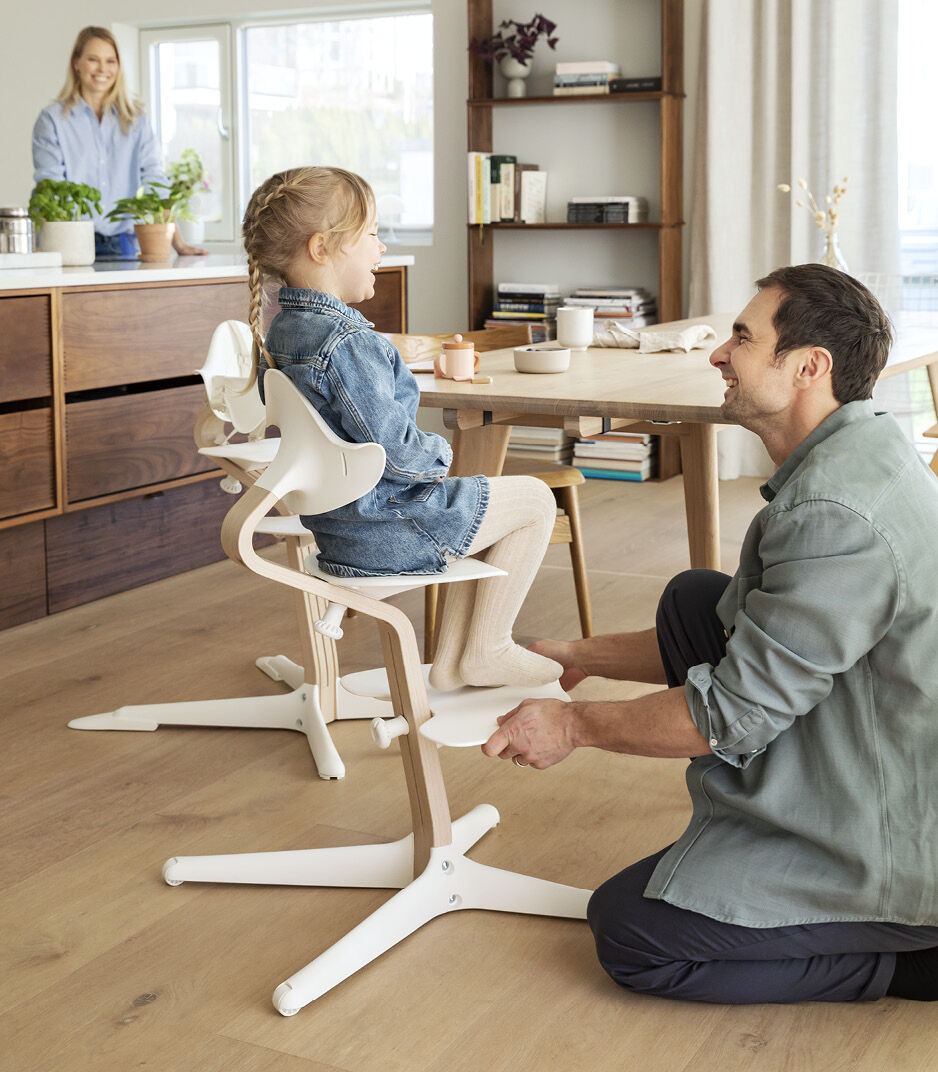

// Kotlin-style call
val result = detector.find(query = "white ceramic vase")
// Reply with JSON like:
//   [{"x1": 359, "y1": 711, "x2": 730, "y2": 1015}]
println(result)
[
  {"x1": 499, "y1": 56, "x2": 532, "y2": 98},
  {"x1": 177, "y1": 217, "x2": 206, "y2": 245},
  {"x1": 37, "y1": 220, "x2": 95, "y2": 266}
]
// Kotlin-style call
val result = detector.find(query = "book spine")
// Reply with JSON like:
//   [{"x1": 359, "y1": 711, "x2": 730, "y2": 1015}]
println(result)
[
  {"x1": 553, "y1": 73, "x2": 611, "y2": 86},
  {"x1": 520, "y1": 170, "x2": 547, "y2": 223},
  {"x1": 575, "y1": 467, "x2": 649, "y2": 481},
  {"x1": 494, "y1": 301, "x2": 559, "y2": 312},
  {"x1": 553, "y1": 84, "x2": 611, "y2": 96},
  {"x1": 608, "y1": 77, "x2": 662, "y2": 93}
]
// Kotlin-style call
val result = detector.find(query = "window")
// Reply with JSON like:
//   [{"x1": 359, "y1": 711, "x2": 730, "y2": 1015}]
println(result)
[{"x1": 142, "y1": 8, "x2": 433, "y2": 246}]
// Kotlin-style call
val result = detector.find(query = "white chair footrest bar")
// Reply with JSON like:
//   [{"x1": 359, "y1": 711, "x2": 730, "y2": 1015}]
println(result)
[
  {"x1": 255, "y1": 515, "x2": 315, "y2": 538},
  {"x1": 199, "y1": 438, "x2": 280, "y2": 468}
]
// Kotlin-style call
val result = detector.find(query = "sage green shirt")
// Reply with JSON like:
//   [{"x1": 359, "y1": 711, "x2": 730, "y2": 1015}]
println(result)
[{"x1": 646, "y1": 400, "x2": 938, "y2": 927}]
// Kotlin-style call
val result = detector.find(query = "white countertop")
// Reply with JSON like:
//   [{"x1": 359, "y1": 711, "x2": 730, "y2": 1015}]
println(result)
[{"x1": 0, "y1": 252, "x2": 415, "y2": 292}]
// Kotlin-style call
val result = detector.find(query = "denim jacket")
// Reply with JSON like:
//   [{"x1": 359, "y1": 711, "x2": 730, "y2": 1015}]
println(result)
[{"x1": 258, "y1": 288, "x2": 489, "y2": 577}]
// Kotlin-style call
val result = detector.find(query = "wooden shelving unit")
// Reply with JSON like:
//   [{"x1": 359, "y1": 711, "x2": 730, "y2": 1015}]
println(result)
[{"x1": 466, "y1": 0, "x2": 684, "y2": 329}]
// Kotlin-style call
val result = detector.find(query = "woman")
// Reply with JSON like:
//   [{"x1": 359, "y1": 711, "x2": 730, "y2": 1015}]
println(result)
[{"x1": 32, "y1": 26, "x2": 206, "y2": 260}]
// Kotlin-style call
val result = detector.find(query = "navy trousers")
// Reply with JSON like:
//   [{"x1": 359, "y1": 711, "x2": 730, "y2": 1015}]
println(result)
[{"x1": 586, "y1": 569, "x2": 938, "y2": 1004}]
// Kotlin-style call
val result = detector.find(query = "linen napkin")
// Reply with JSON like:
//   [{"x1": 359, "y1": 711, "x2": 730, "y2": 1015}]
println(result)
[{"x1": 592, "y1": 321, "x2": 717, "y2": 353}]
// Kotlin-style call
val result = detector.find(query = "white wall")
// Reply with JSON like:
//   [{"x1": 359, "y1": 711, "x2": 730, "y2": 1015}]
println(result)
[{"x1": 0, "y1": 0, "x2": 702, "y2": 327}]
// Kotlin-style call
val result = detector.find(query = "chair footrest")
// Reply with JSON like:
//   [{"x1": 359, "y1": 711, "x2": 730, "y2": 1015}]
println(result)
[{"x1": 340, "y1": 666, "x2": 568, "y2": 748}]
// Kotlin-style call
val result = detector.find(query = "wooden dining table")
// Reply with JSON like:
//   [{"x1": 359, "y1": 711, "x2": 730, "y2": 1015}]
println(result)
[{"x1": 416, "y1": 311, "x2": 938, "y2": 573}]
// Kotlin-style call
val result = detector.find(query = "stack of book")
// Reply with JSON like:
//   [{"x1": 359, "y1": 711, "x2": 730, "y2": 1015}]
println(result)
[
  {"x1": 573, "y1": 431, "x2": 657, "y2": 481},
  {"x1": 553, "y1": 61, "x2": 620, "y2": 95},
  {"x1": 486, "y1": 282, "x2": 561, "y2": 342},
  {"x1": 507, "y1": 426, "x2": 574, "y2": 464},
  {"x1": 565, "y1": 286, "x2": 657, "y2": 326},
  {"x1": 608, "y1": 75, "x2": 662, "y2": 93},
  {"x1": 467, "y1": 153, "x2": 547, "y2": 224},
  {"x1": 567, "y1": 195, "x2": 649, "y2": 224}
]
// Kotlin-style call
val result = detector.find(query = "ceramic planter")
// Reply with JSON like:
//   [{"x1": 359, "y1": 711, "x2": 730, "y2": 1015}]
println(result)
[
  {"x1": 134, "y1": 222, "x2": 176, "y2": 262},
  {"x1": 37, "y1": 220, "x2": 94, "y2": 266}
]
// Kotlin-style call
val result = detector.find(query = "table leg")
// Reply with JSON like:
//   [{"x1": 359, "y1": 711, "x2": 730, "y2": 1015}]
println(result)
[
  {"x1": 450, "y1": 424, "x2": 512, "y2": 477},
  {"x1": 678, "y1": 423, "x2": 721, "y2": 571}
]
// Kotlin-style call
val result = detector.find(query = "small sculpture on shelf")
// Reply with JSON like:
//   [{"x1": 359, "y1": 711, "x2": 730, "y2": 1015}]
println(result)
[
  {"x1": 469, "y1": 14, "x2": 558, "y2": 98},
  {"x1": 777, "y1": 176, "x2": 850, "y2": 272}
]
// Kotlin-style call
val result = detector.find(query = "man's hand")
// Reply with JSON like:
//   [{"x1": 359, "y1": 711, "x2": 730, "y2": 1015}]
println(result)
[
  {"x1": 528, "y1": 638, "x2": 588, "y2": 691},
  {"x1": 482, "y1": 697, "x2": 578, "y2": 770}
]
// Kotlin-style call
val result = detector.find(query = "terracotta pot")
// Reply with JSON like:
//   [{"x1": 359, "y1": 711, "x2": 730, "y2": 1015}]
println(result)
[{"x1": 134, "y1": 222, "x2": 175, "y2": 262}]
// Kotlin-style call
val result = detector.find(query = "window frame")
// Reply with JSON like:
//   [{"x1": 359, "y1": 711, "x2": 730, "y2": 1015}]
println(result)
[{"x1": 140, "y1": 4, "x2": 433, "y2": 248}]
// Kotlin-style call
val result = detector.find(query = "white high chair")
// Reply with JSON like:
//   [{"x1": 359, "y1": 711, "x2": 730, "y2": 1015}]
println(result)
[
  {"x1": 68, "y1": 321, "x2": 386, "y2": 780},
  {"x1": 161, "y1": 369, "x2": 591, "y2": 1015}
]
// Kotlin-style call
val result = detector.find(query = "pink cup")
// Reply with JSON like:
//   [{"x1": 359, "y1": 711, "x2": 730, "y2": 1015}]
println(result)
[{"x1": 436, "y1": 335, "x2": 481, "y2": 381}]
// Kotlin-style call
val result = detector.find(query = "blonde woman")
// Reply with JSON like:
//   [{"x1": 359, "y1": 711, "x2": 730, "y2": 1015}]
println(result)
[
  {"x1": 32, "y1": 26, "x2": 205, "y2": 260},
  {"x1": 243, "y1": 165, "x2": 562, "y2": 692}
]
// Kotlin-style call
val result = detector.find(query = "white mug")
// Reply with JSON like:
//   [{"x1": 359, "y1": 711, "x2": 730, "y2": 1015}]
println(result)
[{"x1": 556, "y1": 306, "x2": 594, "y2": 351}]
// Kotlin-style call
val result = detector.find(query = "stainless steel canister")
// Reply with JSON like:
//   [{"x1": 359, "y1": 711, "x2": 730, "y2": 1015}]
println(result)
[{"x1": 0, "y1": 207, "x2": 34, "y2": 254}]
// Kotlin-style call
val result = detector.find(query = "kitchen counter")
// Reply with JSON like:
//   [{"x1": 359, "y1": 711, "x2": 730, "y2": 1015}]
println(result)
[{"x1": 0, "y1": 252, "x2": 414, "y2": 292}]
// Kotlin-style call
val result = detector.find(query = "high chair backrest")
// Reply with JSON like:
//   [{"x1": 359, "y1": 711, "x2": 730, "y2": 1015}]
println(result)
[
  {"x1": 197, "y1": 320, "x2": 266, "y2": 435},
  {"x1": 256, "y1": 369, "x2": 386, "y2": 516}
]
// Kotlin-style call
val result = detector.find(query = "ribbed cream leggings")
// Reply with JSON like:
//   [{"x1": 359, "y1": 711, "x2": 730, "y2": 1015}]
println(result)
[{"x1": 427, "y1": 475, "x2": 563, "y2": 691}]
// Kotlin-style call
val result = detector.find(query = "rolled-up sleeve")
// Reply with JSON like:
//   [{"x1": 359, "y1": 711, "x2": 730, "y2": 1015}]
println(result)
[
  {"x1": 686, "y1": 499, "x2": 900, "y2": 768},
  {"x1": 326, "y1": 334, "x2": 451, "y2": 483}
]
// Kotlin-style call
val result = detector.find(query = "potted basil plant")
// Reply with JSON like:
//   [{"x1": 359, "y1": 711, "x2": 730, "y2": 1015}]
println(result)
[
  {"x1": 28, "y1": 179, "x2": 103, "y2": 265},
  {"x1": 106, "y1": 182, "x2": 188, "y2": 262}
]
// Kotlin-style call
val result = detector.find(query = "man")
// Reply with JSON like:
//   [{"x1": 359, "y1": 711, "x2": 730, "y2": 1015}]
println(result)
[{"x1": 483, "y1": 265, "x2": 938, "y2": 1004}]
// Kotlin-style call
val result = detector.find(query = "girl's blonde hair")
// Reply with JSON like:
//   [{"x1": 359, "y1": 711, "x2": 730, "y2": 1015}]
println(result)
[
  {"x1": 57, "y1": 27, "x2": 143, "y2": 134},
  {"x1": 241, "y1": 166, "x2": 374, "y2": 385}
]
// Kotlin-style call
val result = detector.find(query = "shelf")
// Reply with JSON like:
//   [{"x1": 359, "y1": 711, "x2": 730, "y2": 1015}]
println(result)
[
  {"x1": 468, "y1": 91, "x2": 683, "y2": 107},
  {"x1": 468, "y1": 222, "x2": 683, "y2": 231}
]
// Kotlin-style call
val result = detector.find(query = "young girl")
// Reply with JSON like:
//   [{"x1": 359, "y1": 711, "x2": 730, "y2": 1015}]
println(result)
[{"x1": 242, "y1": 165, "x2": 562, "y2": 692}]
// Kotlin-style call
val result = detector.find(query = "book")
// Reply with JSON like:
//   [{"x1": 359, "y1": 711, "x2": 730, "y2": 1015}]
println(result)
[
  {"x1": 553, "y1": 72, "x2": 614, "y2": 85},
  {"x1": 571, "y1": 285, "x2": 649, "y2": 297},
  {"x1": 490, "y1": 154, "x2": 517, "y2": 223},
  {"x1": 608, "y1": 76, "x2": 662, "y2": 93},
  {"x1": 498, "y1": 281, "x2": 561, "y2": 295},
  {"x1": 493, "y1": 301, "x2": 562, "y2": 313},
  {"x1": 510, "y1": 426, "x2": 571, "y2": 444},
  {"x1": 575, "y1": 467, "x2": 651, "y2": 482},
  {"x1": 574, "y1": 456, "x2": 655, "y2": 472},
  {"x1": 520, "y1": 170, "x2": 547, "y2": 224},
  {"x1": 512, "y1": 164, "x2": 540, "y2": 222},
  {"x1": 553, "y1": 84, "x2": 611, "y2": 96},
  {"x1": 491, "y1": 309, "x2": 552, "y2": 319},
  {"x1": 555, "y1": 60, "x2": 620, "y2": 75},
  {"x1": 467, "y1": 151, "x2": 492, "y2": 224}
]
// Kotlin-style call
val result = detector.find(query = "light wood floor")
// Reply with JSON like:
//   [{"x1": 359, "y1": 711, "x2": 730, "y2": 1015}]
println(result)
[{"x1": 3, "y1": 474, "x2": 936, "y2": 1071}]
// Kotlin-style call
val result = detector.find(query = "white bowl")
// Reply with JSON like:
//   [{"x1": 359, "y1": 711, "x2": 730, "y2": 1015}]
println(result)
[{"x1": 513, "y1": 346, "x2": 571, "y2": 374}]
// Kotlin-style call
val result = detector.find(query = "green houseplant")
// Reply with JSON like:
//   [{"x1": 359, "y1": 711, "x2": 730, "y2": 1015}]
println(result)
[
  {"x1": 28, "y1": 179, "x2": 103, "y2": 265},
  {"x1": 469, "y1": 14, "x2": 558, "y2": 97},
  {"x1": 106, "y1": 182, "x2": 188, "y2": 261}
]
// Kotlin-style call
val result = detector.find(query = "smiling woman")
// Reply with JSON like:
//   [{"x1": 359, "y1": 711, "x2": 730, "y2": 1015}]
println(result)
[{"x1": 31, "y1": 26, "x2": 205, "y2": 261}]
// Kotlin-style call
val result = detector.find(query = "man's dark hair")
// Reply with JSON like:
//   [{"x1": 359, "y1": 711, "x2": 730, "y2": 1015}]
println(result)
[{"x1": 755, "y1": 264, "x2": 893, "y2": 403}]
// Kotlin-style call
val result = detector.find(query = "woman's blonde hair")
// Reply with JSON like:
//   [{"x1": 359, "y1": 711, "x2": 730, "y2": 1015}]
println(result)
[
  {"x1": 241, "y1": 166, "x2": 374, "y2": 385},
  {"x1": 57, "y1": 27, "x2": 143, "y2": 134}
]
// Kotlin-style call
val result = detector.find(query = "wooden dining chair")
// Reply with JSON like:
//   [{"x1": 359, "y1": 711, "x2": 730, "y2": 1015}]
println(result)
[
  {"x1": 160, "y1": 368, "x2": 591, "y2": 1015},
  {"x1": 383, "y1": 325, "x2": 594, "y2": 660}
]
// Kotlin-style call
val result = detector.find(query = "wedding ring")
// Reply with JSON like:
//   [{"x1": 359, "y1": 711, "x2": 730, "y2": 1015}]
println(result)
[{"x1": 512, "y1": 755, "x2": 526, "y2": 767}]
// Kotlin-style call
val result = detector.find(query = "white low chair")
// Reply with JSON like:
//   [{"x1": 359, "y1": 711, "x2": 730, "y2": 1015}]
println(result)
[
  {"x1": 70, "y1": 321, "x2": 390, "y2": 780},
  {"x1": 161, "y1": 369, "x2": 591, "y2": 1015}
]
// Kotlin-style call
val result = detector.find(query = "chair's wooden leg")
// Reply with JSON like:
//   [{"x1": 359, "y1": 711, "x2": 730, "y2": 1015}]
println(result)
[
  {"x1": 558, "y1": 485, "x2": 594, "y2": 638},
  {"x1": 423, "y1": 584, "x2": 439, "y2": 663}
]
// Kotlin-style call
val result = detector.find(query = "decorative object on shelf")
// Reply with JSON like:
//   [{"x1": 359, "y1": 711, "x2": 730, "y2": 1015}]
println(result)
[
  {"x1": 28, "y1": 179, "x2": 103, "y2": 266},
  {"x1": 166, "y1": 148, "x2": 211, "y2": 245},
  {"x1": 469, "y1": 14, "x2": 558, "y2": 98},
  {"x1": 777, "y1": 176, "x2": 850, "y2": 272},
  {"x1": 106, "y1": 182, "x2": 188, "y2": 262}
]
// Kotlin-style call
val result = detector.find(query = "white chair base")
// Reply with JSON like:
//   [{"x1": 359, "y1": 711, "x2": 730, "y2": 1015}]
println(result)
[
  {"x1": 162, "y1": 802, "x2": 592, "y2": 1016},
  {"x1": 67, "y1": 660, "x2": 395, "y2": 781}
]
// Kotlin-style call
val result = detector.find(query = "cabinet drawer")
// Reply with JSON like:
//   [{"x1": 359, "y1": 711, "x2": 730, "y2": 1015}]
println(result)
[
  {"x1": 45, "y1": 478, "x2": 236, "y2": 613},
  {"x1": 0, "y1": 407, "x2": 55, "y2": 519},
  {"x1": 66, "y1": 384, "x2": 215, "y2": 502},
  {"x1": 0, "y1": 521, "x2": 46, "y2": 628},
  {"x1": 62, "y1": 282, "x2": 249, "y2": 392},
  {"x1": 0, "y1": 294, "x2": 53, "y2": 403}
]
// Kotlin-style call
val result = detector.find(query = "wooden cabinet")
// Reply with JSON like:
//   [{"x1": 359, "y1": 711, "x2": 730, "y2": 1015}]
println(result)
[
  {"x1": 0, "y1": 265, "x2": 409, "y2": 629},
  {"x1": 466, "y1": 0, "x2": 684, "y2": 327}
]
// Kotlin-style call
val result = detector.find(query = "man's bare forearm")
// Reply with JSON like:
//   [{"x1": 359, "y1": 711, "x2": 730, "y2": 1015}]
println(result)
[
  {"x1": 570, "y1": 686, "x2": 711, "y2": 759},
  {"x1": 575, "y1": 627, "x2": 669, "y2": 685}
]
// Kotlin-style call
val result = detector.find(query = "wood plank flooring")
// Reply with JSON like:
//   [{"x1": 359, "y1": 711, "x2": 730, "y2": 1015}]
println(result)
[{"x1": 3, "y1": 473, "x2": 936, "y2": 1071}]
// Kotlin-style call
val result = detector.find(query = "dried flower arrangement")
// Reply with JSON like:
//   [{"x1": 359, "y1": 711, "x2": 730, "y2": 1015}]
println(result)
[
  {"x1": 778, "y1": 177, "x2": 850, "y2": 269},
  {"x1": 469, "y1": 15, "x2": 558, "y2": 64}
]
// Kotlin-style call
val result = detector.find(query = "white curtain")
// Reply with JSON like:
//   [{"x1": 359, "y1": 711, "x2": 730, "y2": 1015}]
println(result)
[{"x1": 689, "y1": 0, "x2": 900, "y2": 479}]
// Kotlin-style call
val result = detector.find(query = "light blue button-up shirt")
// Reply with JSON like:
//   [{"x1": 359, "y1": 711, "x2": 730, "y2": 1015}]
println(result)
[
  {"x1": 32, "y1": 100, "x2": 166, "y2": 236},
  {"x1": 646, "y1": 401, "x2": 938, "y2": 928}
]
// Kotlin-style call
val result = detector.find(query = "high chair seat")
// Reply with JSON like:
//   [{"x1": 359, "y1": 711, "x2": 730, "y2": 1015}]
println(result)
[{"x1": 159, "y1": 368, "x2": 591, "y2": 1015}]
